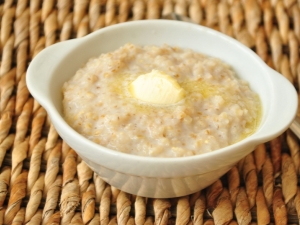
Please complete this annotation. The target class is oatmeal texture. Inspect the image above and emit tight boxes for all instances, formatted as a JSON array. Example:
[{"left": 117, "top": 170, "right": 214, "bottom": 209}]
[{"left": 62, "top": 43, "right": 261, "bottom": 157}]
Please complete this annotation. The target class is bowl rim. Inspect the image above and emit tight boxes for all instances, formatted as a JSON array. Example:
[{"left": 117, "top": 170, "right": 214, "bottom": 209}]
[{"left": 27, "top": 19, "right": 298, "bottom": 168}]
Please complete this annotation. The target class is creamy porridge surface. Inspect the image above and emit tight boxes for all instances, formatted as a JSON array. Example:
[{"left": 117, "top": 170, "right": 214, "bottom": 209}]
[{"left": 62, "top": 43, "right": 261, "bottom": 157}]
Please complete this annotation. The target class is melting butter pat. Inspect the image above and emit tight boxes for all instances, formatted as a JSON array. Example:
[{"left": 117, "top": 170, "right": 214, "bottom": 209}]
[{"left": 129, "top": 70, "right": 185, "bottom": 105}]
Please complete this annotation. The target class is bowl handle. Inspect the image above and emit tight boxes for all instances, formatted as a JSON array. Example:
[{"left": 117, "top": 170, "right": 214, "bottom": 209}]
[
  {"left": 26, "top": 39, "right": 78, "bottom": 107},
  {"left": 254, "top": 67, "right": 298, "bottom": 142}
]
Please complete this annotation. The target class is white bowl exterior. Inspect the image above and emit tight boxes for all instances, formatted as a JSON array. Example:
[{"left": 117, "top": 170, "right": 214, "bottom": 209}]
[
  {"left": 27, "top": 20, "right": 298, "bottom": 198},
  {"left": 79, "top": 151, "right": 242, "bottom": 198}
]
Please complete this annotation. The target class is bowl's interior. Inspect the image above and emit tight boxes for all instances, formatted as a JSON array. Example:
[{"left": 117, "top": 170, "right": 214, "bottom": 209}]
[{"left": 49, "top": 20, "right": 271, "bottom": 129}]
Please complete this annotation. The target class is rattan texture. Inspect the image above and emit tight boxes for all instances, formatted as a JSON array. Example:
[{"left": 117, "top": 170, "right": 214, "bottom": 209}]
[{"left": 1, "top": 0, "right": 300, "bottom": 224}]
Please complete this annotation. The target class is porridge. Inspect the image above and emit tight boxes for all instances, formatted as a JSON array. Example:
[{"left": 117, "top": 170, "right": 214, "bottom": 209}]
[{"left": 62, "top": 43, "right": 261, "bottom": 157}]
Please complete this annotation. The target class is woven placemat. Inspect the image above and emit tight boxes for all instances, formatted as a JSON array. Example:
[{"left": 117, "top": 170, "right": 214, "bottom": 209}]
[{"left": 1, "top": 0, "right": 300, "bottom": 224}]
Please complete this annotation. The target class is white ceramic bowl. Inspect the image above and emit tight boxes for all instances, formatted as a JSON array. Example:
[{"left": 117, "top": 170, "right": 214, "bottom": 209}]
[{"left": 27, "top": 20, "right": 298, "bottom": 198}]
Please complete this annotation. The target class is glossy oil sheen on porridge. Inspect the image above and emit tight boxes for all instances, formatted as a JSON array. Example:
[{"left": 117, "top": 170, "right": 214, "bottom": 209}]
[{"left": 62, "top": 43, "right": 261, "bottom": 157}]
